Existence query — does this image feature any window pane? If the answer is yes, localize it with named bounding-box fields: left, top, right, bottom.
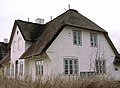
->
left=99, top=60, right=101, bottom=64
left=75, top=70, right=78, bottom=74
left=74, top=59, right=78, bottom=64
left=95, top=60, right=98, bottom=65
left=65, top=60, right=68, bottom=64
left=103, top=61, right=106, bottom=73
left=70, top=70, right=73, bottom=74
left=70, top=65, right=73, bottom=69
left=19, top=62, right=23, bottom=76
left=73, top=31, right=77, bottom=44
left=75, top=65, right=78, bottom=69
left=69, top=60, right=72, bottom=64
left=78, top=32, right=81, bottom=44
left=90, top=35, right=93, bottom=41
left=65, top=70, right=68, bottom=74
left=41, top=65, right=43, bottom=75
left=65, top=65, right=68, bottom=69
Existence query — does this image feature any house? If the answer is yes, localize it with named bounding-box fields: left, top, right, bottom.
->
left=0, top=9, right=120, bottom=80
left=0, top=41, right=8, bottom=65
left=0, top=41, right=8, bottom=75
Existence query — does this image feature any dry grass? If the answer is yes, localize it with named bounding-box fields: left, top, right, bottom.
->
left=0, top=74, right=120, bottom=88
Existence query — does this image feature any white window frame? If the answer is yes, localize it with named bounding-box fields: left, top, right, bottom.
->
left=13, top=41, right=17, bottom=52
left=35, top=60, right=43, bottom=76
left=19, top=62, right=23, bottom=76
left=95, top=59, right=106, bottom=73
left=90, top=33, right=97, bottom=47
left=73, top=30, right=82, bottom=45
left=64, top=58, right=79, bottom=75
left=18, top=37, right=22, bottom=50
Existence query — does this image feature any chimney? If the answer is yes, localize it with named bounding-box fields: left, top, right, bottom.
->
left=35, top=18, right=44, bottom=24
left=4, top=38, right=8, bottom=43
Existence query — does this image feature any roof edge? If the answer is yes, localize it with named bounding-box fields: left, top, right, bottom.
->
left=103, top=33, right=120, bottom=65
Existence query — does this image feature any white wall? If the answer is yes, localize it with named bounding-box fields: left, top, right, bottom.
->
left=25, top=55, right=52, bottom=78
left=10, top=25, right=119, bottom=80
left=11, top=26, right=25, bottom=62
left=10, top=26, right=25, bottom=76
left=46, top=26, right=119, bottom=79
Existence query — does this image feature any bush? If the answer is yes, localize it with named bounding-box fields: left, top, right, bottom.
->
left=0, top=75, right=119, bottom=88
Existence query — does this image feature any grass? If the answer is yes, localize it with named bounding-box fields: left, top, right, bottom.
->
left=0, top=74, right=120, bottom=88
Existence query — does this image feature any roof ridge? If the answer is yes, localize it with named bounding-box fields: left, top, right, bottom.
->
left=16, top=20, right=45, bottom=26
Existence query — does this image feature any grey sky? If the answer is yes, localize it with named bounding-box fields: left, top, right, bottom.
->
left=0, top=0, right=120, bottom=52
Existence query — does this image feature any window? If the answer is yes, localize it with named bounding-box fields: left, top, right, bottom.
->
left=13, top=41, right=17, bottom=52
left=11, top=64, right=14, bottom=76
left=35, top=60, right=43, bottom=76
left=6, top=64, right=10, bottom=76
left=73, top=30, right=81, bottom=45
left=17, top=31, right=19, bottom=35
left=18, top=38, right=22, bottom=50
left=15, top=60, right=18, bottom=76
left=95, top=59, right=106, bottom=73
left=19, top=62, right=23, bottom=76
left=90, top=33, right=97, bottom=47
left=64, top=59, right=78, bottom=75
left=115, top=68, right=118, bottom=71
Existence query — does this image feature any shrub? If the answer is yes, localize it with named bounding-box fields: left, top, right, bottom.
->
left=0, top=74, right=119, bottom=88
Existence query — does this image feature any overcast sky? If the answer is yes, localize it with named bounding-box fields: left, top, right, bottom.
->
left=0, top=0, right=120, bottom=52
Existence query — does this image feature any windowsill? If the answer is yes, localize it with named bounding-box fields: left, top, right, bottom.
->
left=91, top=46, right=98, bottom=48
left=63, top=73, right=79, bottom=76
left=73, top=44, right=82, bottom=46
left=35, top=75, right=44, bottom=78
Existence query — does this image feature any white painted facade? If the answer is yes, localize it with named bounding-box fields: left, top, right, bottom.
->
left=3, top=25, right=120, bottom=80
left=46, top=26, right=117, bottom=77
left=25, top=26, right=120, bottom=79
left=10, top=26, right=26, bottom=77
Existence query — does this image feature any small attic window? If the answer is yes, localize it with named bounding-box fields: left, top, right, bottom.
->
left=115, top=68, right=118, bottom=71
left=17, top=31, right=19, bottom=34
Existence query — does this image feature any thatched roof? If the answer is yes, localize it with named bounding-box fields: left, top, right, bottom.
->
left=16, top=20, right=45, bottom=41
left=1, top=9, right=120, bottom=65
left=0, top=50, right=10, bottom=65
left=8, top=20, right=46, bottom=48
left=0, top=42, right=8, bottom=60
left=20, top=9, right=108, bottom=59
left=0, top=19, right=45, bottom=65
